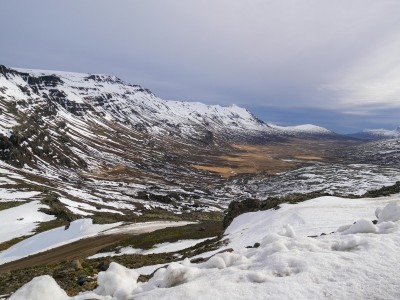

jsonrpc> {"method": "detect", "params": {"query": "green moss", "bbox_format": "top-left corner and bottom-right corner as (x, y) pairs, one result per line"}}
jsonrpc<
(0, 236), (27, 252)
(100, 220), (223, 253)
(0, 201), (25, 211)
(40, 192), (77, 222)
(34, 219), (69, 234)
(363, 181), (400, 198)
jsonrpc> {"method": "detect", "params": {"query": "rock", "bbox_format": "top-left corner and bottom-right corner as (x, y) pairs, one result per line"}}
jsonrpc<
(72, 259), (82, 270)
(77, 276), (87, 286)
(97, 261), (110, 271)
(218, 248), (233, 253)
(253, 242), (260, 248)
(191, 248), (234, 265)
(190, 257), (206, 264)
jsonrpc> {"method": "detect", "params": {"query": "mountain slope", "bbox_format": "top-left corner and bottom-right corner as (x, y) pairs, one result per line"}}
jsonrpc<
(0, 64), (337, 185)
(1, 66), (269, 142)
(0, 64), (344, 224)
(1, 65), (336, 143)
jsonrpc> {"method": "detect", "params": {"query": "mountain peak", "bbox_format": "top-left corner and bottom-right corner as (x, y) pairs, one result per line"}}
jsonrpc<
(0, 65), (335, 145)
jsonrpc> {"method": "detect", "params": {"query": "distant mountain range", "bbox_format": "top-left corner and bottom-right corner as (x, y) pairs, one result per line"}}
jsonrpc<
(348, 127), (400, 140)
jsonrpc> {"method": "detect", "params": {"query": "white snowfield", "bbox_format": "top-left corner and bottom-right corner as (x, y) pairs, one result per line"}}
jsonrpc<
(9, 194), (400, 300)
(0, 201), (55, 244)
(0, 220), (192, 266)
(268, 123), (333, 135)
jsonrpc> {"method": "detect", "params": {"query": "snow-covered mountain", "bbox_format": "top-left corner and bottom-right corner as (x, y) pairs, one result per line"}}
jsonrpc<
(268, 123), (333, 135)
(0, 66), (265, 141)
(348, 127), (400, 140)
(0, 65), (335, 142)
(0, 64), (339, 180)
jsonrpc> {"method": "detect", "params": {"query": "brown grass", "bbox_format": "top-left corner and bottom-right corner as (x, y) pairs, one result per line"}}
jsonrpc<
(192, 139), (333, 177)
(294, 156), (323, 160)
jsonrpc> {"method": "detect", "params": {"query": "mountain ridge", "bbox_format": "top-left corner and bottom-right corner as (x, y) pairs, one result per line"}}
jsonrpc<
(348, 127), (400, 140)
(1, 65), (335, 140)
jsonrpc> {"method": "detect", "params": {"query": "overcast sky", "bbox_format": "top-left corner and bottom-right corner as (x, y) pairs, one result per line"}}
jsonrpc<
(1, 0), (400, 133)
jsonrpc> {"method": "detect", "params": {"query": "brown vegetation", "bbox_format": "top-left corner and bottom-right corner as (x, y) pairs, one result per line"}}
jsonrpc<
(192, 139), (337, 177)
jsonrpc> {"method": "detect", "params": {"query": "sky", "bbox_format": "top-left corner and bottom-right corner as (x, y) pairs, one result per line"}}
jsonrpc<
(1, 0), (400, 133)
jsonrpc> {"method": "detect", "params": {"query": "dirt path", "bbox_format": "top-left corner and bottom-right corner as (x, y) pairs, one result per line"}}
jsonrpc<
(0, 221), (191, 274)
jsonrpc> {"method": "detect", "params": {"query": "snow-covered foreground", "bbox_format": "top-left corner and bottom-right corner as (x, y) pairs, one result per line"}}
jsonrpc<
(9, 195), (400, 300)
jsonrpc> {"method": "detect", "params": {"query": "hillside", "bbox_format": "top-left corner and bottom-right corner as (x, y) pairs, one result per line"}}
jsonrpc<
(1, 65), (400, 298)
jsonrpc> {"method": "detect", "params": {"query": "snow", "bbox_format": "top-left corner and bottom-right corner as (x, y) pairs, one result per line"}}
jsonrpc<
(11, 195), (400, 299)
(268, 123), (333, 135)
(224, 195), (396, 247)
(0, 190), (41, 201)
(2, 66), (335, 142)
(0, 128), (13, 138)
(59, 197), (122, 216)
(0, 220), (192, 265)
(0, 201), (55, 243)
(95, 262), (139, 299)
(0, 219), (121, 265)
(89, 237), (213, 259)
(376, 201), (400, 223)
(361, 128), (400, 138)
(100, 221), (194, 235)
(8, 275), (69, 300)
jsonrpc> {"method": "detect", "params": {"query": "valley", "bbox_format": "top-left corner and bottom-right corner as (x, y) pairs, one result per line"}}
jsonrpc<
(0, 65), (399, 298)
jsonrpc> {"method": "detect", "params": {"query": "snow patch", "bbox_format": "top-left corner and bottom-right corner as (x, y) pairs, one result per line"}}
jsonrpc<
(0, 201), (55, 243)
(0, 219), (121, 265)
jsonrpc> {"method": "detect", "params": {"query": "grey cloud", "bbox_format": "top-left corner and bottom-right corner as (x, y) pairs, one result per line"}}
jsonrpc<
(1, 0), (400, 132)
